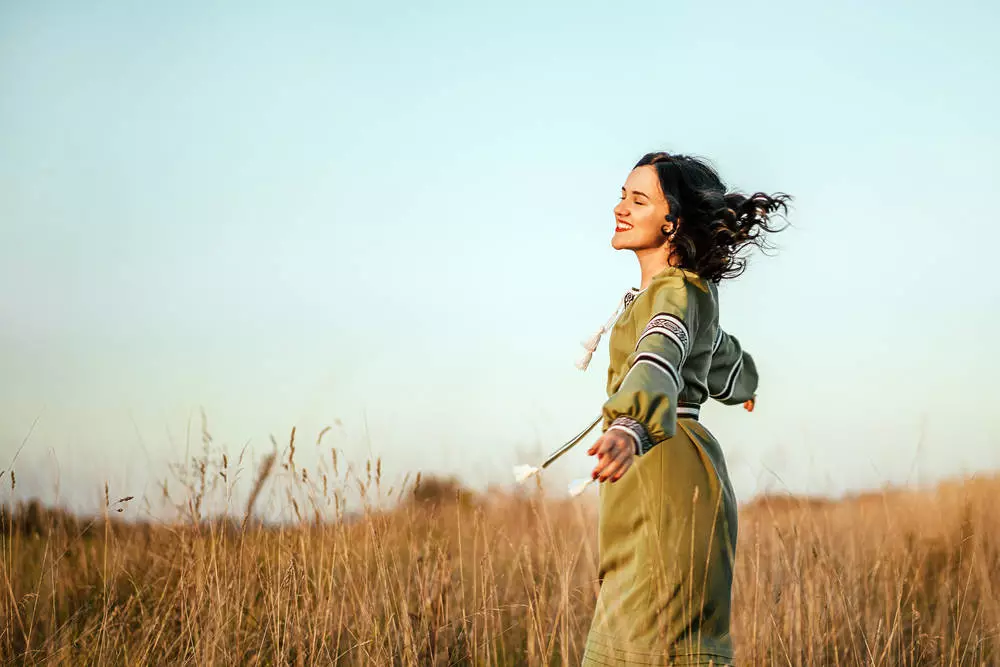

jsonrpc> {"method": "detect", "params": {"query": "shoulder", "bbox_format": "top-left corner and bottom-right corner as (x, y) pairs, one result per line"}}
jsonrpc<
(636, 267), (709, 318)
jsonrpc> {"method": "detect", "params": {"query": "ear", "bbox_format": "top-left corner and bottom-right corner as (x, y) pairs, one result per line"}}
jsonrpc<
(661, 214), (679, 238)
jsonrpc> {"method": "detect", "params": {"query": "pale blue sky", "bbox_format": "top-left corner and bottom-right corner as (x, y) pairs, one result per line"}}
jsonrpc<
(2, 1), (999, 514)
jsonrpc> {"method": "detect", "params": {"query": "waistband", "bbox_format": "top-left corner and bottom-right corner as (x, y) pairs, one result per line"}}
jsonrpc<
(677, 402), (701, 420)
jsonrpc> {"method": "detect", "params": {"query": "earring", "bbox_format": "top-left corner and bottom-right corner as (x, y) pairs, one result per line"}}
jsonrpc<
(662, 214), (678, 239)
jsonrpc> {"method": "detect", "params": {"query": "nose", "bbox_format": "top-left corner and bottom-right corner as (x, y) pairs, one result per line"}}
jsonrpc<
(614, 200), (628, 217)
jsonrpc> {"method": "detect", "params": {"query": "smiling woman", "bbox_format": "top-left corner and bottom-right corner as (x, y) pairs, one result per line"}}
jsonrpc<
(613, 155), (788, 283)
(581, 152), (790, 666)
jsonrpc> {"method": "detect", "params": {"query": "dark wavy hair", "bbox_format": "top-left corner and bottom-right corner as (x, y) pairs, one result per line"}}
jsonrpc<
(634, 152), (791, 283)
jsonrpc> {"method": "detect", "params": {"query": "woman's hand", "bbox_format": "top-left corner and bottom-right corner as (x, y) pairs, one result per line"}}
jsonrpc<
(587, 430), (636, 483)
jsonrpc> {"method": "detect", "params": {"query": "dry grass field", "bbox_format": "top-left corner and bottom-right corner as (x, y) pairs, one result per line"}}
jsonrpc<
(2, 431), (999, 665)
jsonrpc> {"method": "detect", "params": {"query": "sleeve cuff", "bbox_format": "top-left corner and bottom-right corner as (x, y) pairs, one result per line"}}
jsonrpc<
(608, 416), (654, 456)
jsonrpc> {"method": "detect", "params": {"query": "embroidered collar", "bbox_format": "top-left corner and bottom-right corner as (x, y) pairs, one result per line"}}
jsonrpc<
(623, 287), (641, 310)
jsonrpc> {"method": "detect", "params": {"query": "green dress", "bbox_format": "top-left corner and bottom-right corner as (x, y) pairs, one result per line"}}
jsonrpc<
(582, 265), (757, 667)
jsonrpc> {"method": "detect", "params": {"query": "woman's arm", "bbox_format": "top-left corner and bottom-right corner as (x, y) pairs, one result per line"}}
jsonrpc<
(708, 328), (758, 406)
(600, 278), (695, 456)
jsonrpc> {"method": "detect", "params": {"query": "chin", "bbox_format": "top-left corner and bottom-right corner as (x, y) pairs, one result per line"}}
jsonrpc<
(611, 233), (634, 250)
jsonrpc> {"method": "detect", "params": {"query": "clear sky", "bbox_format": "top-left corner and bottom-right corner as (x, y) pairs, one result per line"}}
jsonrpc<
(2, 0), (999, 515)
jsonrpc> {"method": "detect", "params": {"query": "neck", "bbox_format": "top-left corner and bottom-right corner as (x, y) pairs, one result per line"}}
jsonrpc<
(634, 246), (674, 290)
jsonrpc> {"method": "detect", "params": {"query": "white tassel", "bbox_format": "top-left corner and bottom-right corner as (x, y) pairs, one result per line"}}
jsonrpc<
(568, 477), (595, 497)
(582, 330), (603, 352)
(575, 292), (629, 371)
(513, 464), (540, 484)
(574, 331), (601, 370)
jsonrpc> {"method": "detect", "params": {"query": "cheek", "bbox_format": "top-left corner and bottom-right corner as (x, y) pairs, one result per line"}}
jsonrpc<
(633, 207), (666, 239)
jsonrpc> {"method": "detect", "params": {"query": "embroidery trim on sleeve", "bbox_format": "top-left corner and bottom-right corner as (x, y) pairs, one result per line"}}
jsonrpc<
(609, 416), (653, 456)
(638, 313), (690, 362)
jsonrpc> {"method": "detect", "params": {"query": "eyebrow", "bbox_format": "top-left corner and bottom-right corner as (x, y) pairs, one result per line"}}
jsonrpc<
(621, 187), (650, 199)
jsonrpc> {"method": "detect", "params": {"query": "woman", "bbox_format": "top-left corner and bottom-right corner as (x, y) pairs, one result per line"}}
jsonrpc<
(580, 152), (789, 666)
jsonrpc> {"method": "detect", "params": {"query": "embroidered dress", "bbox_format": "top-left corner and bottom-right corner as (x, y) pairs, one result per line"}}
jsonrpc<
(582, 265), (756, 667)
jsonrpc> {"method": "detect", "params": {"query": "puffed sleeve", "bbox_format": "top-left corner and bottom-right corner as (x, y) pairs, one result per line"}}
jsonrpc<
(601, 278), (695, 456)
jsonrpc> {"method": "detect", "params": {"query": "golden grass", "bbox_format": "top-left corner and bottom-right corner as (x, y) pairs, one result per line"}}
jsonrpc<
(1, 433), (999, 665)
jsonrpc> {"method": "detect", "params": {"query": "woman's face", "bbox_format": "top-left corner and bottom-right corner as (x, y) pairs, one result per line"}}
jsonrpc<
(612, 165), (672, 251)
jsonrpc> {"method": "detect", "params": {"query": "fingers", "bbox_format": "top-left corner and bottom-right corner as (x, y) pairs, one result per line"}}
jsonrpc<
(597, 452), (625, 482)
(594, 434), (615, 456)
(588, 430), (637, 483)
(595, 447), (632, 482)
(610, 457), (633, 482)
(591, 455), (605, 480)
(587, 432), (617, 456)
(590, 432), (634, 482)
(590, 443), (615, 480)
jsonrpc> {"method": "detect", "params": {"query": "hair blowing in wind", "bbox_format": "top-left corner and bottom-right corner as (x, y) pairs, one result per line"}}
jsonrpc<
(634, 152), (792, 282)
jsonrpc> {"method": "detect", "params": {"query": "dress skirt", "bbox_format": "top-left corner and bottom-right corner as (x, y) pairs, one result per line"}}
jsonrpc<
(582, 419), (739, 666)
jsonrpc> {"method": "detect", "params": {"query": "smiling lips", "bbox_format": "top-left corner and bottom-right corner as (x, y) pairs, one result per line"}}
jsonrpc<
(615, 218), (633, 233)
